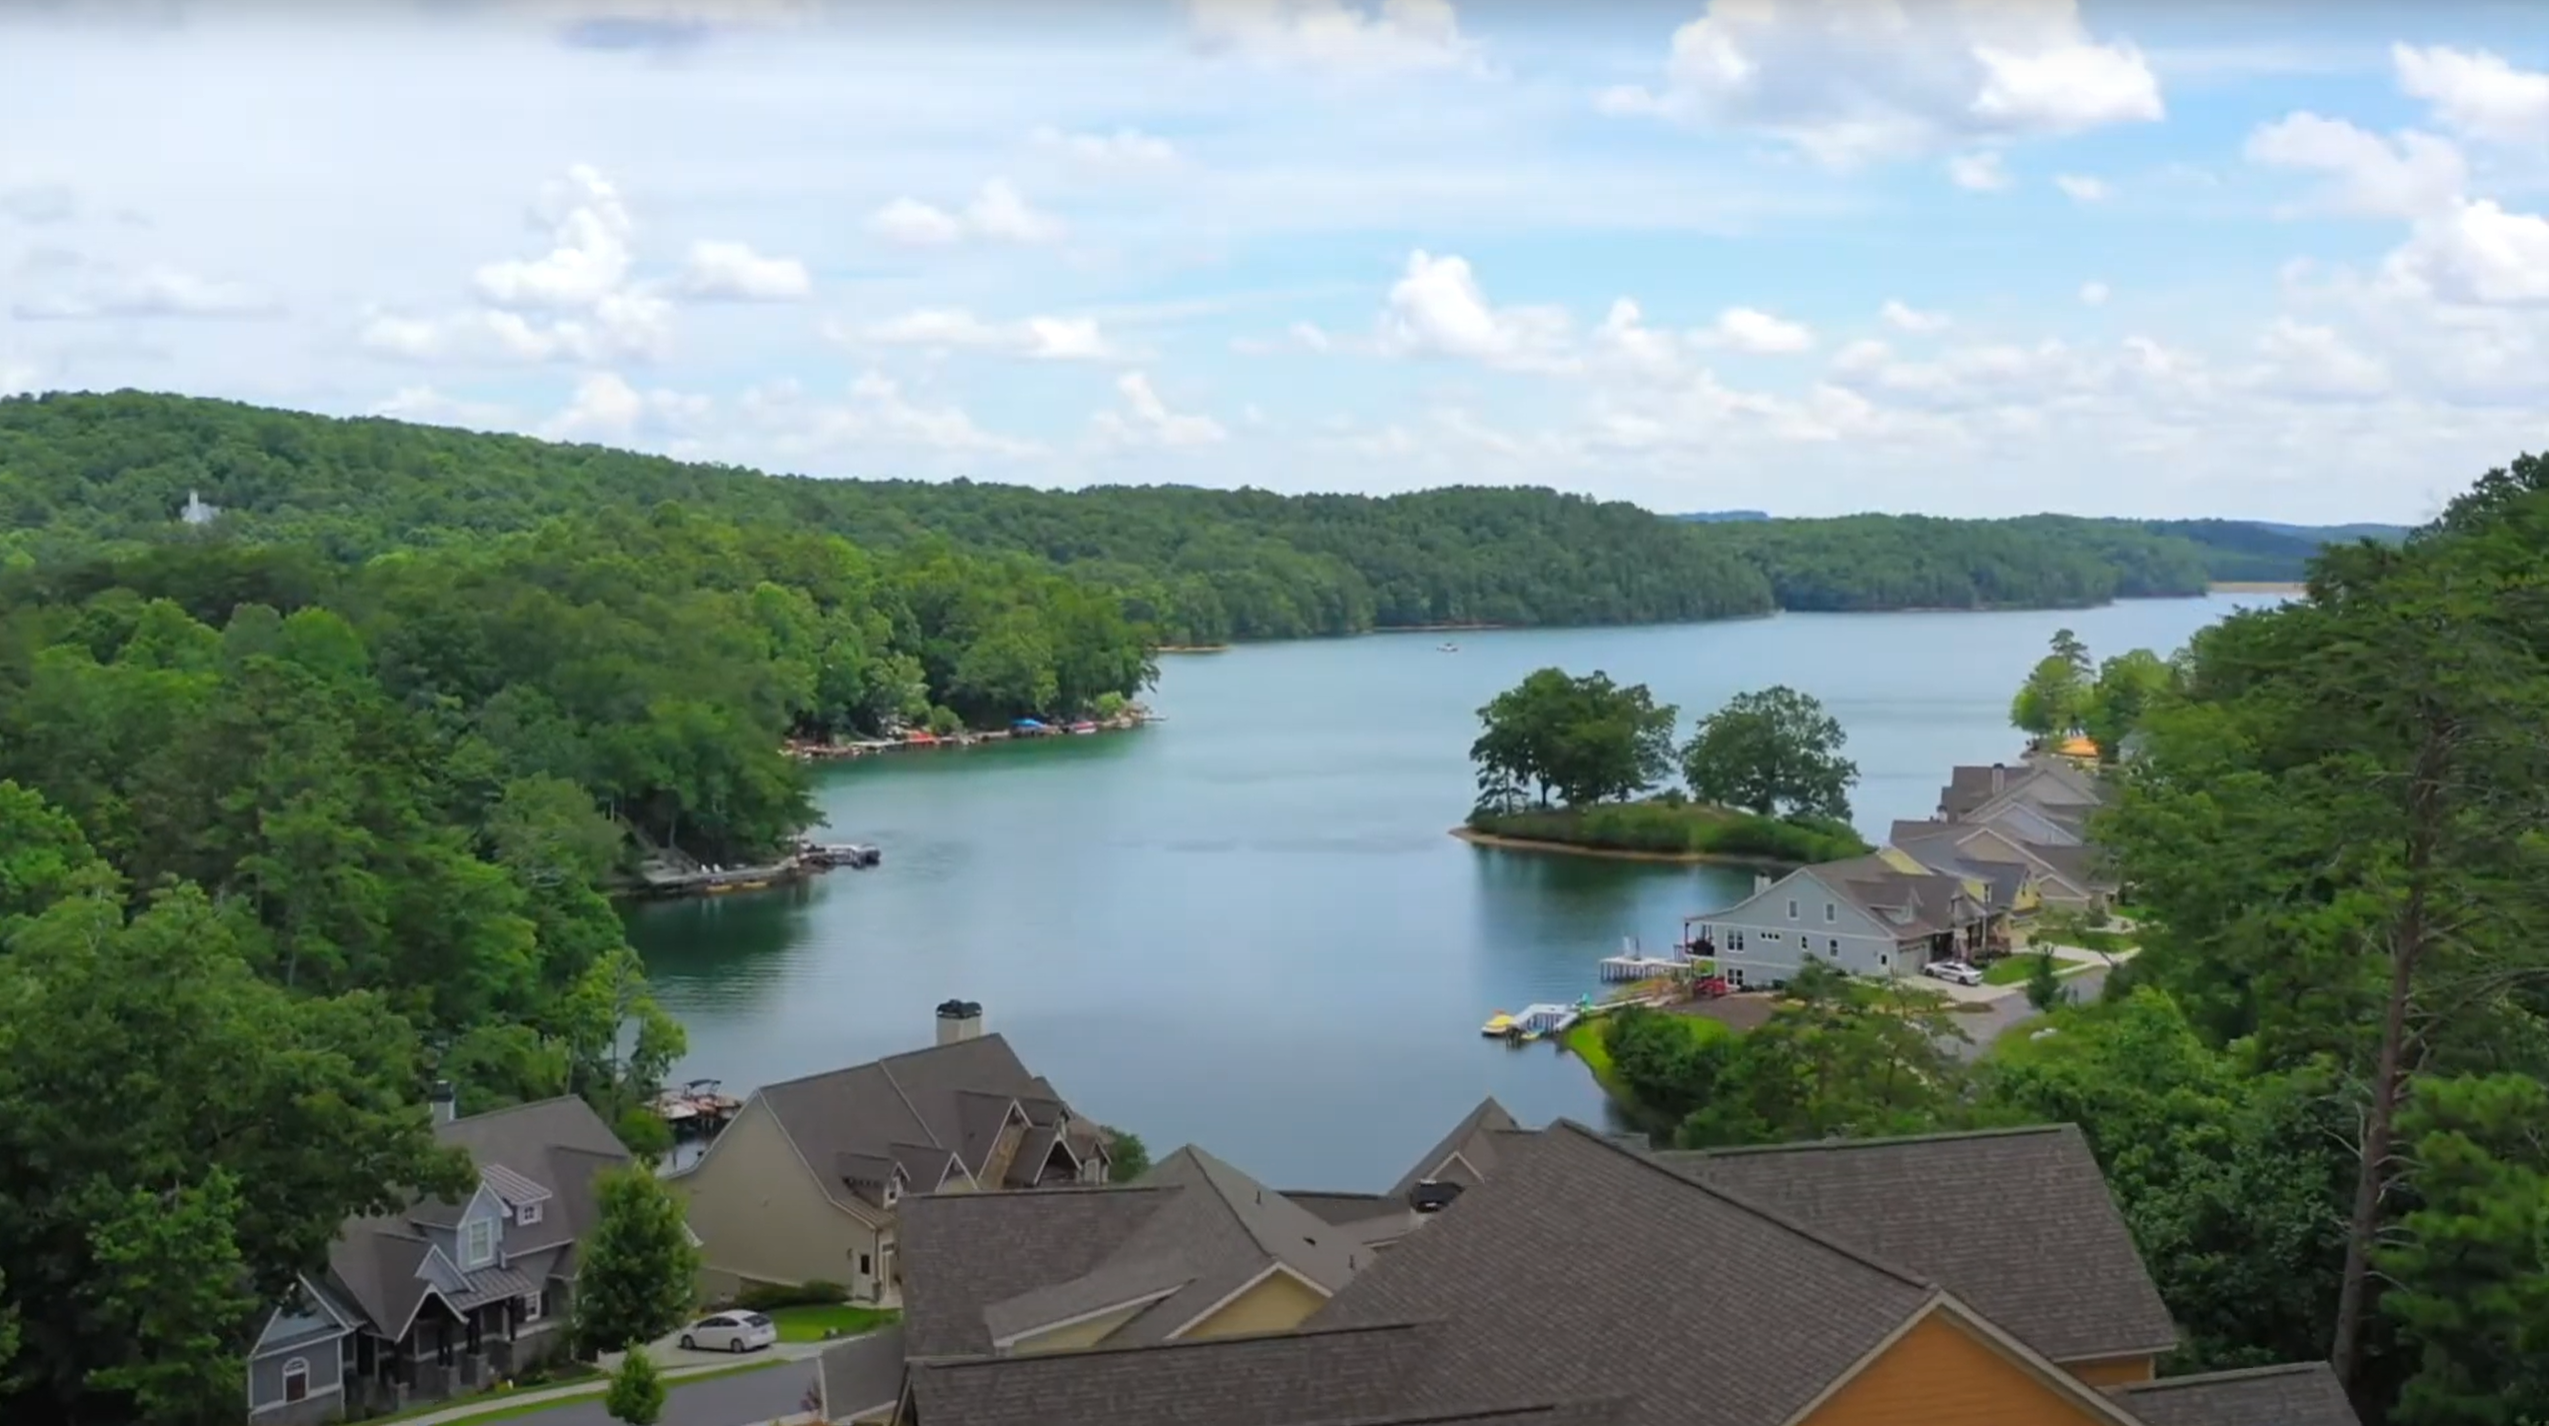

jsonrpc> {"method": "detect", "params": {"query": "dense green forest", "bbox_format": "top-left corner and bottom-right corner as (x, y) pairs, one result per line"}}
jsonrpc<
(0, 391), (2345, 643)
(1600, 451), (2549, 1426)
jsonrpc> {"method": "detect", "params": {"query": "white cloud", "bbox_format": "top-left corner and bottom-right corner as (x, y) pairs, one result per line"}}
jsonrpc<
(866, 179), (1064, 247)
(2244, 113), (2466, 220)
(844, 308), (1119, 362)
(1030, 126), (1181, 174)
(1700, 306), (1815, 355)
(2386, 201), (2549, 306)
(1947, 152), (2012, 192)
(474, 165), (634, 309)
(2392, 44), (2549, 148)
(1600, 0), (2162, 165)
(1183, 0), (1477, 74)
(1880, 300), (1950, 333)
(543, 371), (712, 441)
(2079, 281), (2111, 306)
(679, 240), (811, 301)
(2249, 318), (2390, 401)
(1376, 249), (1574, 371)
(371, 385), (512, 428)
(2053, 173), (2110, 203)
(1091, 370), (1229, 448)
(13, 263), (278, 320)
(0, 359), (39, 396)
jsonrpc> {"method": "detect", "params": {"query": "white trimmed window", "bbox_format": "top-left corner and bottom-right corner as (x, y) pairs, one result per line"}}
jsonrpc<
(516, 1202), (542, 1227)
(1824, 902), (1837, 923)
(463, 1218), (496, 1268)
(520, 1292), (543, 1323)
(282, 1359), (310, 1404)
(1786, 899), (1799, 919)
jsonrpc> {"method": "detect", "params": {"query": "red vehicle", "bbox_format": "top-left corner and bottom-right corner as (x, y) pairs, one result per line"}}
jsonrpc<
(1689, 976), (1730, 1000)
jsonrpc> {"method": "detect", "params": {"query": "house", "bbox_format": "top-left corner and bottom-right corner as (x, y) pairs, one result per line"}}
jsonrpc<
(1685, 856), (1993, 986)
(818, 1327), (908, 1426)
(897, 1142), (1371, 1360)
(671, 1001), (1106, 1306)
(1879, 831), (2036, 918)
(1902, 814), (2112, 911)
(1938, 756), (2105, 824)
(245, 1090), (643, 1424)
(883, 1119), (2362, 1426)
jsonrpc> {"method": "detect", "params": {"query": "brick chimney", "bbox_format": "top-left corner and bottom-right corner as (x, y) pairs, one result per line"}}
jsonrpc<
(934, 999), (983, 1046)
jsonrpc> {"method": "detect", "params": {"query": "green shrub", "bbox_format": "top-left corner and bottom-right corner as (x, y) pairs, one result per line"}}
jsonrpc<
(1469, 800), (1868, 864)
(734, 1279), (848, 1311)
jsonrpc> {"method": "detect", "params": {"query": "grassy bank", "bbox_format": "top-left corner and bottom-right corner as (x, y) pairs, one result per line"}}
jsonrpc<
(1466, 800), (1869, 865)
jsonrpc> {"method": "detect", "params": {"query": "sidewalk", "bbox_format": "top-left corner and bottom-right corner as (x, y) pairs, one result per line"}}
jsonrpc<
(389, 1337), (823, 1426)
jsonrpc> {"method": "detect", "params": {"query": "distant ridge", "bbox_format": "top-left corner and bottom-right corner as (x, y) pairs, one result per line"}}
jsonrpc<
(1670, 510), (1772, 524)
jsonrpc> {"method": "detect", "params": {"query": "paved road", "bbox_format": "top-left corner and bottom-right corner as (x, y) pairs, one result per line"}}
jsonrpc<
(1950, 964), (2110, 1061)
(523, 1361), (818, 1426)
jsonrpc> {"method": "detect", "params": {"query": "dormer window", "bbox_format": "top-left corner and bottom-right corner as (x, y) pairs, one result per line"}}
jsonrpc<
(517, 1202), (543, 1227)
(463, 1217), (497, 1268)
(884, 1180), (901, 1206)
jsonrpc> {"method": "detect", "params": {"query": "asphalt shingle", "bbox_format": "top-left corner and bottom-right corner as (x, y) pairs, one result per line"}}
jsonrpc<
(2112, 1363), (2363, 1426)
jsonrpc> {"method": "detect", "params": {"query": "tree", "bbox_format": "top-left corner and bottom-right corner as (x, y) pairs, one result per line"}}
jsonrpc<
(605, 1349), (666, 1426)
(2024, 953), (2066, 1013)
(2080, 648), (2175, 762)
(2010, 629), (2094, 742)
(1470, 669), (1678, 810)
(572, 1166), (702, 1356)
(1102, 1126), (1151, 1181)
(1679, 685), (1858, 820)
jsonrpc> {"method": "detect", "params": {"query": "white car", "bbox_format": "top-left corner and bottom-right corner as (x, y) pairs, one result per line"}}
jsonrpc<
(1923, 959), (1985, 987)
(679, 1311), (777, 1354)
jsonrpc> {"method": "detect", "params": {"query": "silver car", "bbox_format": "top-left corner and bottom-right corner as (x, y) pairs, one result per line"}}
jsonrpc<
(1923, 959), (1984, 987)
(679, 1311), (777, 1354)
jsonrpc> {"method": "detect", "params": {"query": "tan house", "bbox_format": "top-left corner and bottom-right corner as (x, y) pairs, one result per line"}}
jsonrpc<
(888, 1119), (2361, 1426)
(671, 1002), (1105, 1304)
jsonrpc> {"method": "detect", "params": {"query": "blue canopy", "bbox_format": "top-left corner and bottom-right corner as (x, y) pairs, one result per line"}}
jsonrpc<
(1012, 718), (1047, 730)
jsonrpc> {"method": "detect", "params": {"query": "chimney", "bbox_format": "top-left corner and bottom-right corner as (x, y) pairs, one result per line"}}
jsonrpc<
(1752, 871), (1774, 897)
(430, 1080), (457, 1126)
(1990, 762), (2006, 794)
(934, 999), (984, 1046)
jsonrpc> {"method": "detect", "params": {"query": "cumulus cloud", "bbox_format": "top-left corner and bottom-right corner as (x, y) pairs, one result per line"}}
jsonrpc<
(1947, 152), (2012, 192)
(1880, 300), (1950, 334)
(2244, 113), (2466, 220)
(543, 370), (712, 441)
(732, 373), (1039, 460)
(1183, 0), (1478, 74)
(2391, 44), (2549, 148)
(1598, 0), (2162, 165)
(1700, 306), (1815, 354)
(2079, 281), (2111, 307)
(13, 263), (279, 321)
(2248, 318), (2390, 402)
(1376, 249), (1574, 371)
(842, 308), (1119, 361)
(475, 165), (635, 309)
(1091, 371), (1229, 448)
(371, 386), (512, 429)
(1030, 126), (1181, 174)
(679, 241), (811, 301)
(866, 179), (1065, 246)
(0, 184), (76, 225)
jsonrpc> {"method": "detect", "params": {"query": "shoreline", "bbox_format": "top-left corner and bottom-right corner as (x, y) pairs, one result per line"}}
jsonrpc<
(1449, 825), (1796, 869)
(2208, 581), (2306, 594)
(1152, 644), (1232, 654)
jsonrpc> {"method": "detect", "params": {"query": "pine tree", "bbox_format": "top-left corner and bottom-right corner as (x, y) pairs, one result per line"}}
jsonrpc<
(571, 1166), (701, 1357)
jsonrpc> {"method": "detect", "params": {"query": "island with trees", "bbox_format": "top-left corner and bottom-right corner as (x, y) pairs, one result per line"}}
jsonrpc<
(1460, 669), (1870, 865)
(1577, 449), (2549, 1426)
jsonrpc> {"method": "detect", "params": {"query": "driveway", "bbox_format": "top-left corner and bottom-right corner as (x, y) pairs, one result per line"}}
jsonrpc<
(1949, 963), (2111, 1061)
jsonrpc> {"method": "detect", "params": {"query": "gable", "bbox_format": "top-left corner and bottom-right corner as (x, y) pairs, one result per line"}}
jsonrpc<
(1175, 1264), (1330, 1340)
(1797, 1308), (2128, 1426)
(1795, 868), (1927, 942)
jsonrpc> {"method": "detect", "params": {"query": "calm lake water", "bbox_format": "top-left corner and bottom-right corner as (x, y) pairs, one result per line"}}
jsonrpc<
(625, 594), (2275, 1192)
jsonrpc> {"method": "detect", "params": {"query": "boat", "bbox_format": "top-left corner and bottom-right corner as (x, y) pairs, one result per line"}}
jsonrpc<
(1068, 720), (1099, 735)
(1438, 642), (1460, 653)
(1480, 1011), (1517, 1038)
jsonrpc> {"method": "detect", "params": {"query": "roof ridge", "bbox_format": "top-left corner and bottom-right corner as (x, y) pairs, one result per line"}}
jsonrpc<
(1544, 1121), (1937, 1294)
(1280, 1399), (1634, 1426)
(2114, 1362), (2338, 1394)
(1669, 1124), (2073, 1159)
(1168, 1144), (1302, 1262)
(914, 1182), (1176, 1201)
(907, 1317), (1436, 1370)
(443, 1093), (591, 1126)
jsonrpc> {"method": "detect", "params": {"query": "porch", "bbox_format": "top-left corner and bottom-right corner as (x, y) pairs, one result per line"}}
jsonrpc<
(343, 1282), (568, 1416)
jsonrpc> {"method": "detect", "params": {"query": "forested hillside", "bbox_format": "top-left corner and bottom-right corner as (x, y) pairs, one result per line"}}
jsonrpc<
(2, 391), (2266, 641)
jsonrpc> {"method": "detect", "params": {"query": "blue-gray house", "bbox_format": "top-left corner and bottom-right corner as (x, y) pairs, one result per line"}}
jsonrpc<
(245, 1091), (649, 1424)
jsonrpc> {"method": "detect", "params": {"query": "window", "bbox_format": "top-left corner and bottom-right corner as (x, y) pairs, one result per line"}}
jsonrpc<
(282, 1359), (310, 1404)
(520, 1292), (543, 1323)
(462, 1217), (496, 1268)
(516, 1202), (542, 1227)
(1824, 902), (1836, 923)
(858, 1252), (873, 1277)
(1829, 938), (1840, 953)
(1786, 899), (1799, 919)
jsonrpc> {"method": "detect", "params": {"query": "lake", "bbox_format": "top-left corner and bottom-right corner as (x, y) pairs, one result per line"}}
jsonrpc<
(624, 594), (2274, 1192)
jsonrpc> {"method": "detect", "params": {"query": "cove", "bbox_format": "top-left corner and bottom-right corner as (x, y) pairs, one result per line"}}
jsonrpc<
(625, 594), (2276, 1190)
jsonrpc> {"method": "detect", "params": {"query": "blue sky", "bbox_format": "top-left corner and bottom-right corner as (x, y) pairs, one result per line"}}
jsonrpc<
(2, 0), (2545, 522)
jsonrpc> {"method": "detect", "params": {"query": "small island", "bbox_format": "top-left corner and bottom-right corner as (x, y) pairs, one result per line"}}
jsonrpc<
(1458, 670), (1872, 866)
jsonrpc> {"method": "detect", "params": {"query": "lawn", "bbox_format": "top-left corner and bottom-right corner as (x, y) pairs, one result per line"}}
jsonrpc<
(767, 1303), (899, 1342)
(1984, 953), (2110, 986)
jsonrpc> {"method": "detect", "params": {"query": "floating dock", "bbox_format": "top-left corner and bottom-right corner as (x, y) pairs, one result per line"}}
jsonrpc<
(1597, 934), (1700, 982)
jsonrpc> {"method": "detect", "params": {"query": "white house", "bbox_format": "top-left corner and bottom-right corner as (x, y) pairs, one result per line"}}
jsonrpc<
(1685, 855), (1992, 987)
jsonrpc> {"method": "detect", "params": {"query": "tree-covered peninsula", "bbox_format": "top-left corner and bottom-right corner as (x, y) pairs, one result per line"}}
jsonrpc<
(2, 390), (2348, 647)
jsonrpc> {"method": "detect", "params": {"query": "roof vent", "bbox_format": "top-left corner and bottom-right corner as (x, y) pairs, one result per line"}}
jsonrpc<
(934, 999), (984, 1045)
(1409, 1179), (1464, 1214)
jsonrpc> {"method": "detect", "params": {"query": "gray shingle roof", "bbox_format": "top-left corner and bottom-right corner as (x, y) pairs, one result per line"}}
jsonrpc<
(903, 1322), (1448, 1426)
(1810, 855), (1983, 940)
(1311, 1121), (1939, 1426)
(1388, 1097), (1519, 1199)
(1651, 1124), (2178, 1364)
(2112, 1363), (2362, 1426)
(818, 1325), (905, 1421)
(754, 1033), (1079, 1212)
(900, 1143), (1373, 1357)
(478, 1162), (553, 1206)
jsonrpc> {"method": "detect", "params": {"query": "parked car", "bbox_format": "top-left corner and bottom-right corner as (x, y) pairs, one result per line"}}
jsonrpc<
(679, 1311), (777, 1354)
(1923, 959), (1985, 987)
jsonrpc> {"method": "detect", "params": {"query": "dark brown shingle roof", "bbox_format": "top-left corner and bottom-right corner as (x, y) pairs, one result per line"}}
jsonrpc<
(818, 1324), (905, 1421)
(1653, 1125), (2177, 1364)
(898, 1185), (1170, 1357)
(753, 1033), (1079, 1211)
(2112, 1363), (2362, 1426)
(1311, 1121), (1938, 1426)
(902, 1322), (1447, 1426)
(1389, 1097), (1520, 1199)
